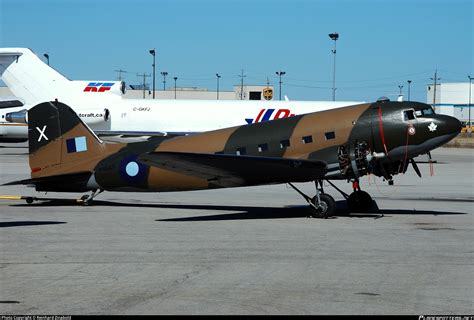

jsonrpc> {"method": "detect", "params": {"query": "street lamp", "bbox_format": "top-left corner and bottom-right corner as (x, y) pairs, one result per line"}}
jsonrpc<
(275, 70), (286, 101)
(329, 32), (339, 101)
(468, 75), (473, 133)
(149, 49), (156, 99)
(216, 73), (221, 100)
(407, 80), (412, 101)
(161, 71), (168, 91)
(173, 77), (178, 99)
(43, 53), (49, 66)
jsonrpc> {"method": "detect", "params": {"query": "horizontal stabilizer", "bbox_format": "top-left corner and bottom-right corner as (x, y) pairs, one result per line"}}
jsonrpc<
(138, 151), (327, 187)
(4, 171), (93, 192)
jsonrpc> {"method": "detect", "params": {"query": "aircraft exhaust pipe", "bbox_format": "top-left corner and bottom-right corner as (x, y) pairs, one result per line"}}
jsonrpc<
(5, 110), (28, 124)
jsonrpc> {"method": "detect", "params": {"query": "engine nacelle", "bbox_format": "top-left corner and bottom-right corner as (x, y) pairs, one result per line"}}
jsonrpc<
(77, 108), (110, 125)
(6, 108), (110, 126)
(5, 109), (28, 123)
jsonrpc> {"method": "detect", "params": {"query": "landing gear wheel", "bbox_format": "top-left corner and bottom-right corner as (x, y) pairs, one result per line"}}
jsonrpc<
(80, 195), (93, 206)
(347, 190), (373, 213)
(310, 194), (336, 218)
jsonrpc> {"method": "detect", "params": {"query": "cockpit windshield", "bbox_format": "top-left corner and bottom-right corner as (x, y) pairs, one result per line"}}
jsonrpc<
(415, 107), (435, 117)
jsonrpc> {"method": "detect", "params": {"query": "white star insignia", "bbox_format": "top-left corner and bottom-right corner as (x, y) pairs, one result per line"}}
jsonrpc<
(428, 122), (437, 132)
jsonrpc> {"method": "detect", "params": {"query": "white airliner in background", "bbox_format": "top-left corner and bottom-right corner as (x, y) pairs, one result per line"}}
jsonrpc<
(0, 48), (363, 142)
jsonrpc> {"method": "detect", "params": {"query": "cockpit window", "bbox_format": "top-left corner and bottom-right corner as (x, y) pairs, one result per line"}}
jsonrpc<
(415, 107), (435, 117)
(403, 109), (416, 121)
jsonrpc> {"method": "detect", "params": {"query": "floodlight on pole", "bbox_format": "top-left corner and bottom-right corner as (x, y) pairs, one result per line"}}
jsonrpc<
(398, 85), (403, 96)
(468, 75), (473, 133)
(161, 71), (168, 91)
(329, 32), (339, 101)
(216, 73), (221, 100)
(149, 49), (156, 99)
(173, 76), (178, 99)
(275, 70), (286, 101)
(407, 80), (412, 101)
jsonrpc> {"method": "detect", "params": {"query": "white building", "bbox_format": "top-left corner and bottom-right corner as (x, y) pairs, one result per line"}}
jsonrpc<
(427, 82), (474, 125)
(0, 84), (275, 101)
(124, 84), (275, 100)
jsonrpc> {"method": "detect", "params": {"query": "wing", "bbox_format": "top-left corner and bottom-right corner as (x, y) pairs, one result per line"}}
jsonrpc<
(138, 151), (327, 188)
(95, 130), (194, 143)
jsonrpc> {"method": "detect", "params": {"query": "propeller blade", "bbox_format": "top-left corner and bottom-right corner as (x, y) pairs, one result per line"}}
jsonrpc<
(410, 158), (422, 178)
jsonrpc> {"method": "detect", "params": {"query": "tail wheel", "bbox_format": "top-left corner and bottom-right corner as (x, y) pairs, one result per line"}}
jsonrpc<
(80, 194), (93, 206)
(347, 190), (373, 213)
(310, 194), (336, 218)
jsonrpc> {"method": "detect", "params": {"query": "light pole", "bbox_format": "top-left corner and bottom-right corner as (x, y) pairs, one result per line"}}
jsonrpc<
(468, 75), (473, 133)
(398, 85), (403, 96)
(329, 32), (339, 101)
(407, 80), (412, 101)
(216, 73), (221, 100)
(275, 70), (286, 101)
(431, 70), (441, 110)
(149, 49), (156, 99)
(173, 77), (178, 99)
(161, 71), (168, 91)
(43, 53), (49, 66)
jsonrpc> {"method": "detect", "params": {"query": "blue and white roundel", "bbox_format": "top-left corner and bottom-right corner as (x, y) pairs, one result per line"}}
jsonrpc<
(119, 154), (147, 185)
(125, 161), (139, 177)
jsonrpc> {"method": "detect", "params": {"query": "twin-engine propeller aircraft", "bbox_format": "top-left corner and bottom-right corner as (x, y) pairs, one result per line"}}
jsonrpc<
(5, 100), (461, 217)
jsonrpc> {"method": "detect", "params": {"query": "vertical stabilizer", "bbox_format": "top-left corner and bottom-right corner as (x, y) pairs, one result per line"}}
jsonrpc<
(0, 48), (70, 105)
(28, 101), (107, 177)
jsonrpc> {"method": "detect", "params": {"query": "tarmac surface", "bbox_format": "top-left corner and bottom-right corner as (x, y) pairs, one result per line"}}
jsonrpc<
(0, 143), (472, 315)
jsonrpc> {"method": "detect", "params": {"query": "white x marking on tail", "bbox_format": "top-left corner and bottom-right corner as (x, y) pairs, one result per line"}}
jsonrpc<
(36, 125), (48, 142)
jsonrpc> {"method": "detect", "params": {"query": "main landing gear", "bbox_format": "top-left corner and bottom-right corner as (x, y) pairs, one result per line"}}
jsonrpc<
(346, 180), (373, 213)
(288, 180), (336, 218)
(79, 189), (103, 206)
(289, 178), (374, 218)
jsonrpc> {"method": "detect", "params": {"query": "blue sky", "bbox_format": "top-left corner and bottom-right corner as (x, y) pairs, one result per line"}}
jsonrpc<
(0, 0), (472, 102)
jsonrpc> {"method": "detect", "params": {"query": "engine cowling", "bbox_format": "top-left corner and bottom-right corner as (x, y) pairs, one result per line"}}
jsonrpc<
(6, 108), (110, 126)
(77, 108), (110, 125)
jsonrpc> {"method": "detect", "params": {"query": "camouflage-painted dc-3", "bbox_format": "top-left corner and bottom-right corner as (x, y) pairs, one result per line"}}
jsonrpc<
(6, 100), (461, 218)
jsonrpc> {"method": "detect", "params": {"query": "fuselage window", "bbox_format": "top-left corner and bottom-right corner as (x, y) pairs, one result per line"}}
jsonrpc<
(236, 147), (246, 155)
(258, 143), (268, 152)
(403, 109), (416, 121)
(325, 131), (336, 140)
(302, 135), (313, 144)
(280, 139), (290, 148)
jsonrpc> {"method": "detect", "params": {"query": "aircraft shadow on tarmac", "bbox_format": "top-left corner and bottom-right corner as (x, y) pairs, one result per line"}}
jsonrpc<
(10, 199), (468, 221)
(0, 221), (66, 228)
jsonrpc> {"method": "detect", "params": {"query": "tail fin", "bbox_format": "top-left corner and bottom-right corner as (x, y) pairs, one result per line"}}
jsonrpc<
(28, 101), (106, 178)
(0, 48), (70, 105)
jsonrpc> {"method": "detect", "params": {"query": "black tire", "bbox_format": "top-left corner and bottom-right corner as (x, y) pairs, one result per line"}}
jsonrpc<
(25, 197), (34, 204)
(80, 195), (93, 206)
(310, 194), (336, 218)
(347, 190), (373, 213)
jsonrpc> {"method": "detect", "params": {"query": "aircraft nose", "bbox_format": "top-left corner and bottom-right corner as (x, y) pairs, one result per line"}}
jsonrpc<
(443, 115), (462, 135)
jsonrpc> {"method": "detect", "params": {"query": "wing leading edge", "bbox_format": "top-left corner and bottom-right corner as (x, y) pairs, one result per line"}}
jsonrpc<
(138, 151), (327, 188)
